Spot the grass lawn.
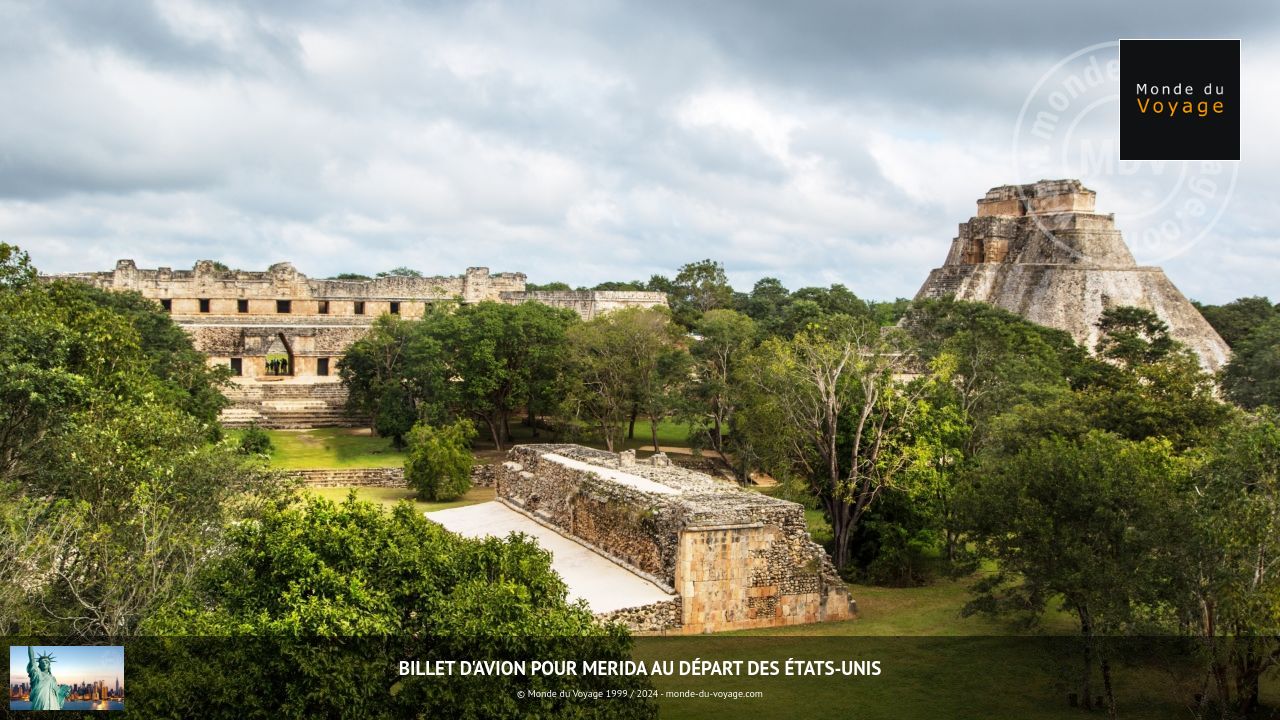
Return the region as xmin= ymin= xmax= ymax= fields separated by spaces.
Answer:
xmin=231 ymin=427 xmax=407 ymax=470
xmin=641 ymin=574 xmax=1260 ymax=719
xmin=251 ymin=419 xmax=699 ymax=470
xmin=307 ymin=485 xmax=495 ymax=514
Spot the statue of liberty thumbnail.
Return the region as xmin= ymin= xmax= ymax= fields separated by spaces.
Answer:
xmin=26 ymin=646 xmax=72 ymax=710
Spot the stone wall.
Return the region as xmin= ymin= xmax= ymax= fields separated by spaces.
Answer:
xmin=285 ymin=463 xmax=496 ymax=489
xmin=496 ymin=444 xmax=854 ymax=634
xmin=287 ymin=467 xmax=406 ymax=487
xmin=47 ymin=260 xmax=669 ymax=390
xmin=916 ymin=180 xmax=1231 ymax=372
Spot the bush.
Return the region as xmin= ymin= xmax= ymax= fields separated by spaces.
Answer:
xmin=238 ymin=423 xmax=273 ymax=456
xmin=404 ymin=419 xmax=476 ymax=501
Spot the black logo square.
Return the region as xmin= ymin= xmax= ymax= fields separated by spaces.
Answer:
xmin=1120 ymin=39 xmax=1240 ymax=160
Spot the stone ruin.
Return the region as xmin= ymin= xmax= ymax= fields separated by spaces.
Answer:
xmin=47 ymin=261 xmax=667 ymax=428
xmin=494 ymin=444 xmax=855 ymax=634
xmin=914 ymin=179 xmax=1230 ymax=371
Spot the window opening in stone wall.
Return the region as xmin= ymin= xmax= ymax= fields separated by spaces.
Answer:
xmin=318 ymin=300 xmax=329 ymax=314
xmin=199 ymin=298 xmax=210 ymax=313
xmin=277 ymin=299 xmax=291 ymax=314
xmin=354 ymin=301 xmax=365 ymax=315
xmin=160 ymin=299 xmax=172 ymax=312
xmin=317 ymin=358 xmax=329 ymax=376
xmin=389 ymin=301 xmax=400 ymax=315
xmin=238 ymin=299 xmax=249 ymax=313
xmin=230 ymin=358 xmax=242 ymax=376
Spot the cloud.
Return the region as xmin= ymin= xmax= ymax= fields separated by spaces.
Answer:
xmin=1 ymin=0 xmax=1276 ymax=302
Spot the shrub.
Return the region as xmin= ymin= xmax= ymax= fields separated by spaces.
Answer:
xmin=404 ymin=419 xmax=476 ymax=501
xmin=238 ymin=423 xmax=273 ymax=456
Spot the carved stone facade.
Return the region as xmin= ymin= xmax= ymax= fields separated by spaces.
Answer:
xmin=496 ymin=444 xmax=855 ymax=634
xmin=914 ymin=180 xmax=1230 ymax=371
xmin=49 ymin=260 xmax=668 ymax=387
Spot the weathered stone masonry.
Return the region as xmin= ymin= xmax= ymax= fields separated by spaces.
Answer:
xmin=496 ymin=445 xmax=855 ymax=634
xmin=50 ymin=260 xmax=667 ymax=428
xmin=914 ymin=179 xmax=1230 ymax=372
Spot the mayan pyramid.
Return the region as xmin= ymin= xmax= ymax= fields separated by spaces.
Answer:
xmin=914 ymin=179 xmax=1230 ymax=371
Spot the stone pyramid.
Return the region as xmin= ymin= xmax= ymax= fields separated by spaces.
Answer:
xmin=914 ymin=179 xmax=1230 ymax=371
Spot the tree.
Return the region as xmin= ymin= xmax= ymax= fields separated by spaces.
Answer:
xmin=688 ymin=309 xmax=756 ymax=459
xmin=1221 ymin=314 xmax=1280 ymax=410
xmin=0 ymin=244 xmax=286 ymax=638
xmin=736 ymin=315 xmax=932 ymax=570
xmin=960 ymin=430 xmax=1181 ymax=715
xmin=563 ymin=308 xmax=682 ymax=452
xmin=666 ymin=259 xmax=734 ymax=327
xmin=376 ymin=266 xmax=423 ymax=278
xmin=141 ymin=495 xmax=655 ymax=719
xmin=742 ymin=277 xmax=791 ymax=337
xmin=1161 ymin=410 xmax=1280 ymax=716
xmin=1195 ymin=296 xmax=1278 ymax=348
xmin=330 ymin=272 xmax=372 ymax=280
xmin=526 ymin=281 xmax=572 ymax=291
xmin=339 ymin=315 xmax=422 ymax=444
xmin=404 ymin=419 xmax=476 ymax=501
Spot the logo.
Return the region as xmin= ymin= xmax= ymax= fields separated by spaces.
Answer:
xmin=1013 ymin=41 xmax=1238 ymax=264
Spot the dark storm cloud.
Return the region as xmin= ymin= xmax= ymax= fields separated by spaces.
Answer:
xmin=1 ymin=0 xmax=1276 ymax=302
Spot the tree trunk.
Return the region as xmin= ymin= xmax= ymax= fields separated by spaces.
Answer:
xmin=486 ymin=418 xmax=503 ymax=451
xmin=826 ymin=496 xmax=853 ymax=571
xmin=628 ymin=405 xmax=638 ymax=440
xmin=1101 ymin=654 xmax=1116 ymax=720
xmin=650 ymin=418 xmax=660 ymax=453
xmin=502 ymin=411 xmax=511 ymax=445
xmin=527 ymin=404 xmax=539 ymax=438
xmin=1079 ymin=606 xmax=1095 ymax=711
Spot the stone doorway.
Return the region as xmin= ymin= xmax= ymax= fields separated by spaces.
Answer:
xmin=265 ymin=333 xmax=293 ymax=376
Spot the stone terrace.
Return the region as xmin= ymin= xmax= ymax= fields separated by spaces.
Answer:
xmin=486 ymin=444 xmax=855 ymax=634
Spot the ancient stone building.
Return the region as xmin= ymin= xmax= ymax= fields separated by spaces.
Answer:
xmin=50 ymin=260 xmax=667 ymax=427
xmin=914 ymin=180 xmax=1230 ymax=371
xmin=429 ymin=444 xmax=856 ymax=634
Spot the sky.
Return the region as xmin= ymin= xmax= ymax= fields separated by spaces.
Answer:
xmin=1 ymin=0 xmax=1276 ymax=303
xmin=9 ymin=645 xmax=125 ymax=687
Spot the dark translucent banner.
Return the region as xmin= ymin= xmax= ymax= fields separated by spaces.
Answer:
xmin=2 ymin=636 xmax=1272 ymax=719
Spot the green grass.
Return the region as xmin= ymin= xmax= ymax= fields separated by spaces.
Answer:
xmin=232 ymin=428 xmax=406 ymax=470
xmin=306 ymin=485 xmax=495 ymax=514
xmin=642 ymin=574 xmax=1263 ymax=719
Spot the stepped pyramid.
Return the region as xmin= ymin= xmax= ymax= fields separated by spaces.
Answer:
xmin=914 ymin=180 xmax=1230 ymax=371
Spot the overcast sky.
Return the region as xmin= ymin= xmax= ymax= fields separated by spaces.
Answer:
xmin=2 ymin=1 xmax=1276 ymax=302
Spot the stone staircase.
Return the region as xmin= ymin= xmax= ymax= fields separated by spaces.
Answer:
xmin=219 ymin=381 xmax=368 ymax=429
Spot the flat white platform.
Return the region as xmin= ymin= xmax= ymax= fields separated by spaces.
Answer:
xmin=425 ymin=501 xmax=673 ymax=614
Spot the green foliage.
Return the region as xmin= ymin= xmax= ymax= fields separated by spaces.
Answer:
xmin=1195 ymin=295 xmax=1278 ymax=347
xmin=340 ymin=302 xmax=577 ymax=449
xmin=376 ymin=266 xmax=423 ymax=278
xmin=0 ymin=244 xmax=284 ymax=639
xmin=562 ymin=307 xmax=683 ymax=451
xmin=374 ymin=383 xmax=418 ymax=448
xmin=736 ymin=314 xmax=933 ymax=570
xmin=238 ymin=423 xmax=273 ymax=456
xmin=1095 ymin=306 xmax=1176 ymax=368
xmin=664 ymin=258 xmax=735 ymax=327
xmin=330 ymin=272 xmax=372 ymax=280
xmin=404 ymin=419 xmax=477 ymax=501
xmin=526 ymin=280 xmax=573 ymax=291
xmin=685 ymin=309 xmax=756 ymax=464
xmin=1221 ymin=314 xmax=1280 ymax=410
xmin=140 ymin=494 xmax=656 ymax=719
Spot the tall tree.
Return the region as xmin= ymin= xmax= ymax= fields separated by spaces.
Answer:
xmin=736 ymin=315 xmax=931 ymax=569
xmin=688 ymin=309 xmax=757 ymax=458
xmin=563 ymin=308 xmax=682 ymax=452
